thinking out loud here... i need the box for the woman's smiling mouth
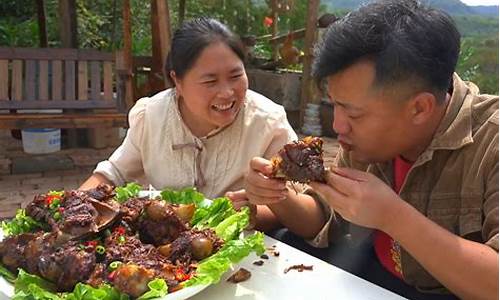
[212,101,235,112]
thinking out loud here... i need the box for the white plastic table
[190,233,408,300]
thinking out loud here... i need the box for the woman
[79,18,296,226]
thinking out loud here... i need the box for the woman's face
[173,42,248,137]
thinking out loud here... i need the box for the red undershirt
[373,156,413,279]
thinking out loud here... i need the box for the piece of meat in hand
[270,136,326,183]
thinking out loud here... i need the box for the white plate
[0,189,214,300]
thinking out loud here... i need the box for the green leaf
[137,279,168,299]
[191,197,236,229]
[160,187,206,207]
[1,209,45,236]
[64,283,129,300]
[14,269,59,299]
[114,183,142,203]
[0,263,16,283]
[183,232,265,287]
[214,207,250,241]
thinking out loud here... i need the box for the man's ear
[409,92,436,125]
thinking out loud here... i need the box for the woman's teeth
[212,101,234,111]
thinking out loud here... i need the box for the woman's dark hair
[165,17,245,84]
[312,0,460,102]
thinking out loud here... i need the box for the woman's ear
[409,92,436,125]
[170,71,182,94]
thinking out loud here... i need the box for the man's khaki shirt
[311,74,499,293]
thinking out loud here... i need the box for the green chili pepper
[53,212,61,220]
[109,261,122,271]
[118,236,126,244]
[96,245,105,254]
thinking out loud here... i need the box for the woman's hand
[225,189,257,229]
[244,157,289,206]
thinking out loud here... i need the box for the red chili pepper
[107,270,116,281]
[114,226,126,235]
[45,195,55,205]
[84,240,98,251]
[58,207,65,213]
[45,195,62,206]
[175,268,191,281]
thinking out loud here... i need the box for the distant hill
[470,5,499,17]
[323,0,498,17]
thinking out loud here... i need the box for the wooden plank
[0,100,118,110]
[51,60,63,100]
[103,62,113,101]
[12,60,23,101]
[0,60,8,100]
[64,60,76,100]
[39,60,49,100]
[25,60,36,101]
[77,61,88,100]
[0,113,127,129]
[90,61,101,100]
[0,47,113,61]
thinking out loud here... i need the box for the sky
[460,0,499,5]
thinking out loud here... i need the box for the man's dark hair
[165,17,245,84]
[312,0,460,101]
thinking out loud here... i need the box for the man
[237,0,499,299]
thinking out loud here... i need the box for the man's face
[326,60,416,163]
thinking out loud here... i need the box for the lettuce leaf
[14,269,59,299]
[137,279,168,299]
[64,283,129,300]
[1,209,45,236]
[114,183,141,203]
[191,197,236,229]
[183,232,265,287]
[214,207,250,241]
[160,187,206,207]
[0,263,16,283]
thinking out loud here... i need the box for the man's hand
[309,167,401,230]
[244,157,289,206]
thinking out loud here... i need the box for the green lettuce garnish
[114,182,141,203]
[137,279,168,300]
[191,197,236,229]
[0,263,16,283]
[160,187,206,207]
[1,209,45,236]
[64,283,130,300]
[183,232,265,287]
[14,269,59,299]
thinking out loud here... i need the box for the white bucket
[21,128,61,154]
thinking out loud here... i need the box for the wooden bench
[0,47,129,129]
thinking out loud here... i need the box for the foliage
[0,0,497,94]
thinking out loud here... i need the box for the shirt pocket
[427,194,482,237]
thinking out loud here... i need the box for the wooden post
[151,0,172,91]
[122,0,134,109]
[58,0,78,48]
[36,0,48,47]
[178,0,186,25]
[58,0,79,147]
[299,0,319,128]
[271,0,279,61]
[155,0,172,87]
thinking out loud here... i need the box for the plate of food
[0,184,264,300]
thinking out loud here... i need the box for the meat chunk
[271,136,326,183]
[138,200,188,246]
